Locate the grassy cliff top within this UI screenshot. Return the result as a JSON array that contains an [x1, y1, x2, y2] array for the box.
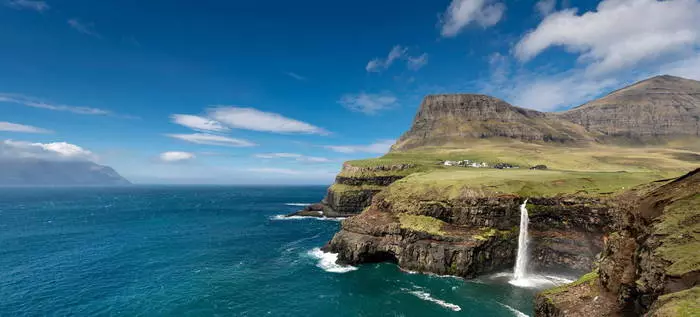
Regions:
[[383, 169, 669, 199], [346, 139, 698, 176]]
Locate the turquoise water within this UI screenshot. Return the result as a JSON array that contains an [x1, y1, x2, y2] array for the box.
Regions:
[[0, 186, 539, 316]]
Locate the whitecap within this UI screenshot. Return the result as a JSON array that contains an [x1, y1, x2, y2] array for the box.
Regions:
[[285, 203, 313, 206], [408, 290, 462, 312], [498, 303, 529, 317], [270, 214, 346, 222], [307, 248, 357, 273]]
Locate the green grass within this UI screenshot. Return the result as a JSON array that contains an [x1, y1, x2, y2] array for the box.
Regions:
[[349, 140, 699, 175], [329, 183, 386, 193], [651, 286, 700, 317], [383, 169, 666, 199], [541, 271, 599, 296], [398, 214, 446, 236], [654, 194, 700, 276]]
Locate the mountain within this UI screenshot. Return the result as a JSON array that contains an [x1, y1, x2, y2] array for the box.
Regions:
[[391, 94, 592, 151], [559, 75, 700, 138], [0, 159, 131, 186]]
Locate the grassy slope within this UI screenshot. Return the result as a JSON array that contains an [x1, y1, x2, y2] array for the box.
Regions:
[[654, 193, 700, 277]]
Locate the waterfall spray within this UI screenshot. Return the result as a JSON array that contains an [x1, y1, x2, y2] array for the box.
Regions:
[[513, 199, 529, 280]]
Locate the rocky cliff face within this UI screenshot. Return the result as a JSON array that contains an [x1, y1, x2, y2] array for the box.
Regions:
[[559, 75, 700, 139], [535, 168, 700, 317], [289, 163, 416, 218], [391, 94, 592, 151], [325, 188, 612, 277]]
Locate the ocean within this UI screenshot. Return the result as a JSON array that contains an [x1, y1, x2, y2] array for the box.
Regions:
[[0, 186, 543, 316]]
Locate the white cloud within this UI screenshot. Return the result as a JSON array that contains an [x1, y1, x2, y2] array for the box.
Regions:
[[0, 93, 128, 117], [535, 0, 557, 16], [166, 133, 256, 147], [324, 139, 395, 154], [68, 19, 101, 38], [254, 152, 330, 163], [515, 0, 700, 74], [366, 45, 408, 72], [407, 53, 429, 71], [170, 114, 229, 132], [0, 121, 52, 134], [1, 140, 95, 161], [338, 92, 398, 115], [159, 151, 195, 162], [440, 0, 506, 37], [254, 153, 302, 159], [207, 106, 328, 135], [247, 168, 301, 175], [5, 0, 49, 11], [285, 72, 307, 81]]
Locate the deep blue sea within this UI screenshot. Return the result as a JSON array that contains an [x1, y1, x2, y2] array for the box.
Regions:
[[0, 186, 544, 316]]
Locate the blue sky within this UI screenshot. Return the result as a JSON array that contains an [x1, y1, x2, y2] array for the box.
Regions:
[[1, 0, 699, 184]]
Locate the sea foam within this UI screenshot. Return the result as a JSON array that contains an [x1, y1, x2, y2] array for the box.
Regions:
[[498, 303, 529, 317], [307, 248, 357, 273], [408, 290, 462, 312], [284, 203, 312, 207], [270, 214, 346, 222]]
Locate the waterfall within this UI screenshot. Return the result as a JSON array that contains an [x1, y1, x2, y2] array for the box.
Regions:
[[513, 199, 529, 280]]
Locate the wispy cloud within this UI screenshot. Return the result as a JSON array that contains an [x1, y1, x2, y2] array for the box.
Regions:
[[159, 151, 195, 162], [0, 93, 135, 118], [170, 114, 229, 133], [254, 152, 330, 163], [68, 19, 101, 38], [246, 168, 302, 175], [407, 53, 429, 71], [535, 0, 556, 17], [324, 139, 395, 154], [285, 72, 307, 81], [5, 0, 49, 12], [166, 133, 256, 147], [440, 0, 506, 37], [0, 121, 52, 134], [207, 106, 328, 135], [366, 45, 408, 72], [338, 92, 398, 115], [515, 0, 700, 75]]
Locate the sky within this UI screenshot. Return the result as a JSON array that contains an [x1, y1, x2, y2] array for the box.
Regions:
[[1, 0, 699, 184]]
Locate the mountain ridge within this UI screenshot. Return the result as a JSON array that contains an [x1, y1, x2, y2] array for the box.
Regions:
[[392, 75, 700, 152]]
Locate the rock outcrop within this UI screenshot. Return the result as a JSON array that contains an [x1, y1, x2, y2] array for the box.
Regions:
[[288, 163, 417, 218], [325, 187, 613, 277], [559, 75, 700, 139], [391, 94, 593, 151], [535, 168, 700, 317]]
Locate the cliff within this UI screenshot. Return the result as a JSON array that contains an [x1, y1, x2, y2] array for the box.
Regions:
[[535, 168, 700, 316], [392, 94, 592, 151], [324, 169, 632, 277], [559, 75, 700, 140]]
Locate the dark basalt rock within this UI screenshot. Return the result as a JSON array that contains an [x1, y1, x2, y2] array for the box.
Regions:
[[325, 193, 612, 278]]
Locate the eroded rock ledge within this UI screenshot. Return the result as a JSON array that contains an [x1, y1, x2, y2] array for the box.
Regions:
[[536, 168, 700, 316], [324, 189, 612, 277]]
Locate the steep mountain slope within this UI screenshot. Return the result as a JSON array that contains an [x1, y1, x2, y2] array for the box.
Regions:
[[391, 94, 593, 151], [0, 159, 131, 186], [559, 75, 700, 138]]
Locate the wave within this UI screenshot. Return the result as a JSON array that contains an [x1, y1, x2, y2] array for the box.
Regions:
[[285, 203, 313, 207], [498, 303, 529, 317], [270, 214, 346, 222], [307, 248, 357, 273], [408, 290, 462, 312]]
